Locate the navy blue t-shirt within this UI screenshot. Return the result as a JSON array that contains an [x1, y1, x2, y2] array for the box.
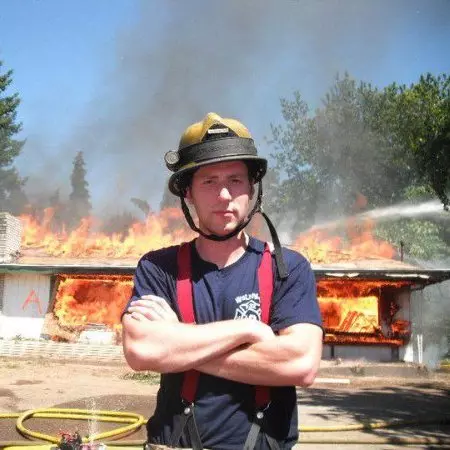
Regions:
[[127, 237, 322, 450]]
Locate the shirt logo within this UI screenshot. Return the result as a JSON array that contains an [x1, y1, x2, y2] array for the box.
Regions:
[[234, 293, 261, 320]]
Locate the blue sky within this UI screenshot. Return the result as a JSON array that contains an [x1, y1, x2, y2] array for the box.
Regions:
[[1, 0, 449, 216]]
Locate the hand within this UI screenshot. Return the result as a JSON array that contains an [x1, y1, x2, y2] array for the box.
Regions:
[[246, 320, 276, 344], [127, 295, 179, 323]]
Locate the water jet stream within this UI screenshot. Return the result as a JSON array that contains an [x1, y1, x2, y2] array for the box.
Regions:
[[305, 200, 449, 235]]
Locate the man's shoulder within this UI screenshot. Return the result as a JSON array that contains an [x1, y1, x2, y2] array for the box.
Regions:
[[140, 243, 179, 260], [281, 245, 311, 267], [249, 236, 311, 268], [137, 243, 183, 272]]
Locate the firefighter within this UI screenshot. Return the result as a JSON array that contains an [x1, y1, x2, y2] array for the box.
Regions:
[[122, 113, 323, 449]]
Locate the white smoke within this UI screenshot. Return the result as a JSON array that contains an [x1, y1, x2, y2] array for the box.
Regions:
[[407, 257, 450, 369]]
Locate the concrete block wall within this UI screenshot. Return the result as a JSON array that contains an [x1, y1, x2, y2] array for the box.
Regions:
[[0, 212, 22, 263]]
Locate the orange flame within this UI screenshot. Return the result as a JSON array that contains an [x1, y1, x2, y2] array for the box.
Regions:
[[54, 274, 133, 328], [317, 280, 411, 344], [319, 296, 379, 333], [291, 218, 396, 263], [22, 208, 410, 345], [20, 207, 194, 258], [20, 209, 397, 263]]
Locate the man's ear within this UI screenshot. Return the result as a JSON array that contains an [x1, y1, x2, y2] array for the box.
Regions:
[[185, 187, 193, 205]]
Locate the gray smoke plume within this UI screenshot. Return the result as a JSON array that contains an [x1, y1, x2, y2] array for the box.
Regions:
[[407, 257, 450, 369], [19, 0, 449, 218]]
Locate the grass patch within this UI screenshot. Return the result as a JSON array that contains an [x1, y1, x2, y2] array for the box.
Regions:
[[2, 361, 20, 369], [440, 359, 450, 370], [0, 356, 20, 368], [122, 371, 160, 384]]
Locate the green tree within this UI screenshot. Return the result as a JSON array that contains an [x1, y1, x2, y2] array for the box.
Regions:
[[68, 151, 91, 227], [372, 183, 450, 258], [367, 73, 450, 209], [268, 92, 319, 229], [0, 60, 28, 214], [366, 74, 450, 253], [376, 219, 449, 259], [261, 167, 281, 215], [270, 74, 407, 226], [270, 72, 450, 257]]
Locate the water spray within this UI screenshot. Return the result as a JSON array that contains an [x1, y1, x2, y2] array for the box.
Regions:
[[301, 199, 449, 236]]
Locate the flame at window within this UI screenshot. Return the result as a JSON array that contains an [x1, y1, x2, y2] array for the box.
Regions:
[[53, 274, 133, 328]]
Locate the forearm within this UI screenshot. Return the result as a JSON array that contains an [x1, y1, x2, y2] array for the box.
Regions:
[[198, 326, 322, 387], [122, 315, 262, 373]]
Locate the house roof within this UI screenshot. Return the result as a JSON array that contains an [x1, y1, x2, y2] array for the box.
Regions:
[[1, 250, 449, 285]]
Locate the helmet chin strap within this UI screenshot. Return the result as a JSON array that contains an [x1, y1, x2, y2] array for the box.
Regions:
[[180, 183, 288, 279]]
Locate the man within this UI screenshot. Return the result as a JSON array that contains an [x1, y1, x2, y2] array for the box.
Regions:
[[122, 113, 323, 450]]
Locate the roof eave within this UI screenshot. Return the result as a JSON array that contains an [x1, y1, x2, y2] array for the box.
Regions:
[[314, 268, 450, 285], [0, 263, 449, 285]]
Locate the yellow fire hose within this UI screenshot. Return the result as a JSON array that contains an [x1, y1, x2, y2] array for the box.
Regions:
[[0, 408, 145, 447], [0, 409, 449, 448]]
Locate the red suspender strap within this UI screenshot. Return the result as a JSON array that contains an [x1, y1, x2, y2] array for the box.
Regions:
[[177, 243, 195, 323], [258, 243, 273, 324], [177, 242, 200, 404], [255, 243, 273, 408], [177, 242, 274, 408]]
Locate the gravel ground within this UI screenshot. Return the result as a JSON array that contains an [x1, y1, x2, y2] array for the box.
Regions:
[[0, 357, 449, 449]]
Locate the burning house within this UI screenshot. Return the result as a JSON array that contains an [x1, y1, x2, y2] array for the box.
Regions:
[[0, 211, 449, 363]]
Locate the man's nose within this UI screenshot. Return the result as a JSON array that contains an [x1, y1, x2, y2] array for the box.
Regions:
[[218, 186, 232, 200]]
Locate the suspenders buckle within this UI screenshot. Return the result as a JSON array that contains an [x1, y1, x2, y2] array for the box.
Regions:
[[182, 400, 195, 416]]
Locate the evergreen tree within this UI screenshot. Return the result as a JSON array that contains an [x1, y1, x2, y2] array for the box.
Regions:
[[68, 151, 91, 227], [131, 197, 151, 216], [102, 210, 138, 234], [48, 188, 66, 231], [0, 60, 28, 213]]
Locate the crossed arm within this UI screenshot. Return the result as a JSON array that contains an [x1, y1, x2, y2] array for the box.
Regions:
[[122, 296, 323, 387]]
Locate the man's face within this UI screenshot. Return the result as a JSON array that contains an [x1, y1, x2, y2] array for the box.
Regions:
[[186, 160, 254, 237]]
